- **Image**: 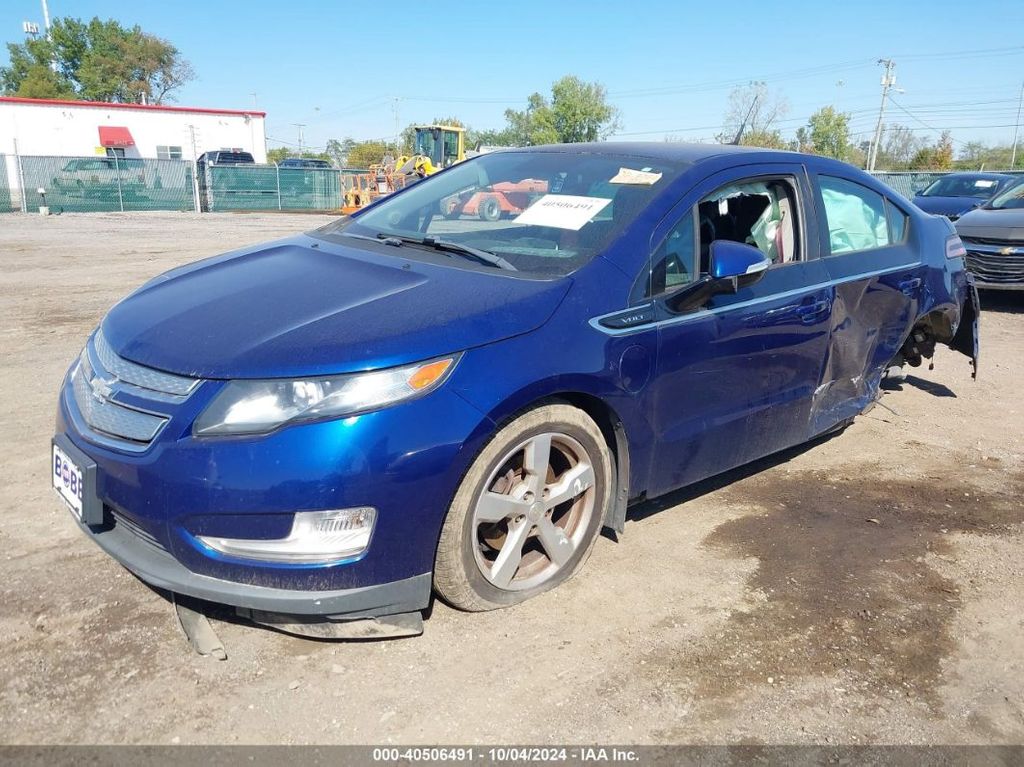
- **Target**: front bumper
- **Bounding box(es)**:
[55,358,492,617]
[71,507,431,616]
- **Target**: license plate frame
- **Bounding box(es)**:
[52,436,102,525]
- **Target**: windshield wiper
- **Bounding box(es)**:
[375,233,518,271]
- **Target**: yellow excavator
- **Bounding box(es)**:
[342,125,465,213]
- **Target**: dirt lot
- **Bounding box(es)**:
[0,211,1022,745]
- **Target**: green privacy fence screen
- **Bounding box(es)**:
[868,172,950,198]
[202,165,343,211]
[0,155,12,213]
[17,155,197,212]
[6,160,1014,215]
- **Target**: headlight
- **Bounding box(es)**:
[193,355,458,436]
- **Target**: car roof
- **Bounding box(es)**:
[503,141,777,164]
[937,171,1014,181]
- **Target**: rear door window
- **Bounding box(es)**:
[818,176,890,255]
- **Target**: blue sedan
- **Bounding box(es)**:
[912,171,1015,220]
[52,144,979,635]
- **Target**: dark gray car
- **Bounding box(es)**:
[955,179,1024,290]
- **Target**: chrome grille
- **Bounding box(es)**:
[92,331,198,396]
[963,241,1024,284]
[67,331,201,452]
[71,367,167,443]
[961,236,1018,248]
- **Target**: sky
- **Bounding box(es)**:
[2,0,1024,154]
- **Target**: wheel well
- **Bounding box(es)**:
[898,308,957,368]
[547,392,630,534]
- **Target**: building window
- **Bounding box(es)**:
[156,145,183,160]
[105,147,126,159]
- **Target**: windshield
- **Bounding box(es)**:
[317,151,685,277]
[985,179,1024,210]
[920,176,1004,198]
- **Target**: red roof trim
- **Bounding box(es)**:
[0,96,266,118]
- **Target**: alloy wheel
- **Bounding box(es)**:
[471,432,596,591]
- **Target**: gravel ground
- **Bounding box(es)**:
[0,211,1022,745]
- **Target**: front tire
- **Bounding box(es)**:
[434,404,612,611]
[478,195,501,222]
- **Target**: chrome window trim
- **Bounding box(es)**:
[590,261,921,337]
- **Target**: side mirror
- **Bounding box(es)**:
[665,240,771,314]
[709,240,772,287]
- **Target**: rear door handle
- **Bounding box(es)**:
[899,277,922,296]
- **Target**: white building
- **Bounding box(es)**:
[0,96,267,163]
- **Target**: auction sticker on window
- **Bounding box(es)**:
[514,194,612,231]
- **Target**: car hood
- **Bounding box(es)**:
[955,207,1024,241]
[101,234,571,379]
[913,195,983,218]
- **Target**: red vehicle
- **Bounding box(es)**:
[442,179,548,221]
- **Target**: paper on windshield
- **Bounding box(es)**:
[610,167,663,185]
[513,194,612,231]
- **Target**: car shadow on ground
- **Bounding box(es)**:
[881,375,957,398]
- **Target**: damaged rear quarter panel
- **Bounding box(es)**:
[808,171,971,434]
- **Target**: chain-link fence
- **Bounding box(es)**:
[870,170,1024,197]
[202,165,343,211]
[869,172,949,198]
[0,155,13,213]
[2,156,1016,216]
[13,155,197,213]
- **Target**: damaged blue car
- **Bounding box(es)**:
[52,144,979,636]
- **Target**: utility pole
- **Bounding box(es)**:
[393,98,400,152]
[1011,81,1024,169]
[188,124,202,213]
[867,58,896,172]
[293,123,306,155]
[40,0,58,72]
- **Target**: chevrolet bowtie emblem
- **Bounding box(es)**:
[91,375,116,401]
[1000,246,1018,255]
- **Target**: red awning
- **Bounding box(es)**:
[98,126,135,147]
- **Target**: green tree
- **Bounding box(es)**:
[738,128,787,150]
[909,131,955,170]
[267,147,333,165]
[877,124,925,170]
[346,140,390,168]
[954,140,1017,170]
[266,147,291,165]
[326,138,357,167]
[1,16,195,103]
[467,126,517,148]
[803,106,852,160]
[502,76,620,145]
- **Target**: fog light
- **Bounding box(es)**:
[197,507,376,564]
